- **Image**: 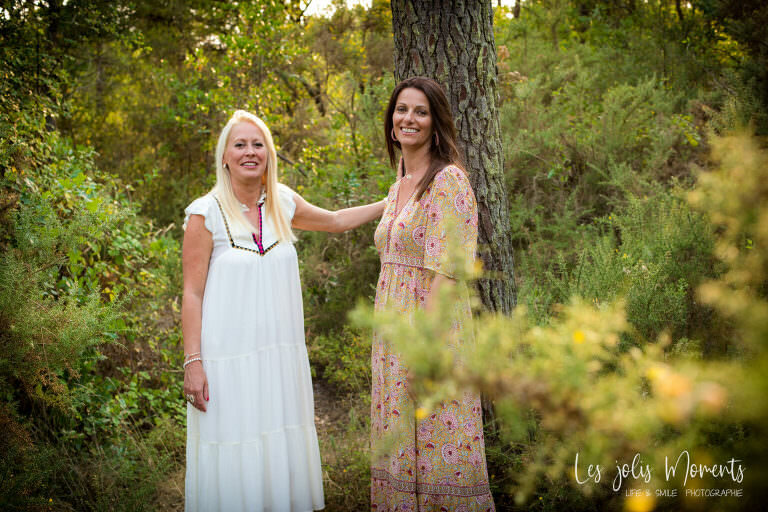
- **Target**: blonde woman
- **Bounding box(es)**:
[182,110,384,511]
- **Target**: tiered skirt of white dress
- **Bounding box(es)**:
[184,187,324,512]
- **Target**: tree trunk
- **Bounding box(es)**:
[390,0,517,314]
[675,0,685,23]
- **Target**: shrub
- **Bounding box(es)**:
[1,113,184,509]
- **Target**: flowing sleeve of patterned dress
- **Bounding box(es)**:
[371,166,495,512]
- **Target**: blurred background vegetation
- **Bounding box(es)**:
[1,0,766,510]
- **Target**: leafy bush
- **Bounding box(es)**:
[533,191,722,348]
[0,111,184,509]
[309,328,372,395]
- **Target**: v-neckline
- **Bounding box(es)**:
[393,177,418,221]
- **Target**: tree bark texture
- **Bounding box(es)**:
[391,0,517,313]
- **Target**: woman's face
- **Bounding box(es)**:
[223,122,268,185]
[392,87,434,150]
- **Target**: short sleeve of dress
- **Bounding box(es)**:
[277,183,297,221]
[423,167,478,278]
[184,195,216,233]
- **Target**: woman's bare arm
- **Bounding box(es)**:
[182,214,213,412]
[291,192,385,233]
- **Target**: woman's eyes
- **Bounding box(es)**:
[395,106,428,116]
[234,142,263,148]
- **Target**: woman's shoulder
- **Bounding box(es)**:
[187,193,216,209]
[275,182,297,217]
[185,193,223,217]
[275,182,295,205]
[183,194,218,232]
[432,164,471,191]
[276,182,294,200]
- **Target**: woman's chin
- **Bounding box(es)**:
[234,173,266,185]
[399,138,429,150]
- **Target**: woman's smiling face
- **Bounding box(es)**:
[392,87,433,150]
[223,122,268,184]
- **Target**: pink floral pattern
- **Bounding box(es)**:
[454,190,470,213]
[412,225,427,246]
[371,166,495,511]
[441,443,460,465]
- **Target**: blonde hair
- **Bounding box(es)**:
[212,110,295,243]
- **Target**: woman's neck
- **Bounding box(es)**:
[401,144,432,180]
[231,180,263,208]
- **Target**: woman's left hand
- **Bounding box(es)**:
[184,360,209,412]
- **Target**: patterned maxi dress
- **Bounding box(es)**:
[371,166,495,511]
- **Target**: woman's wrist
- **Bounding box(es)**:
[183,357,202,369]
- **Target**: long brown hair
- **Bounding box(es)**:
[384,76,465,200]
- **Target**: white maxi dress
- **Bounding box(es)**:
[183,185,324,512]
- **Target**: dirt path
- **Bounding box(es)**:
[313,377,351,435]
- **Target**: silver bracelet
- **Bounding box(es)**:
[184,351,201,359]
[183,357,202,369]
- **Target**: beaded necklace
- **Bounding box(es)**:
[213,196,279,256]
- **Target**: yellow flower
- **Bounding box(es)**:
[415,407,428,420]
[572,330,585,344]
[645,364,668,381]
[625,494,656,512]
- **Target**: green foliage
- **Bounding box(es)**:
[485,5,764,507]
[1,107,183,508]
[65,0,395,226]
[1,129,119,414]
[697,0,768,132]
[494,2,729,353]
[316,396,372,511]
[532,191,722,349]
[687,129,768,509]
[309,327,372,394]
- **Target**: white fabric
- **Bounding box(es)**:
[184,185,324,512]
